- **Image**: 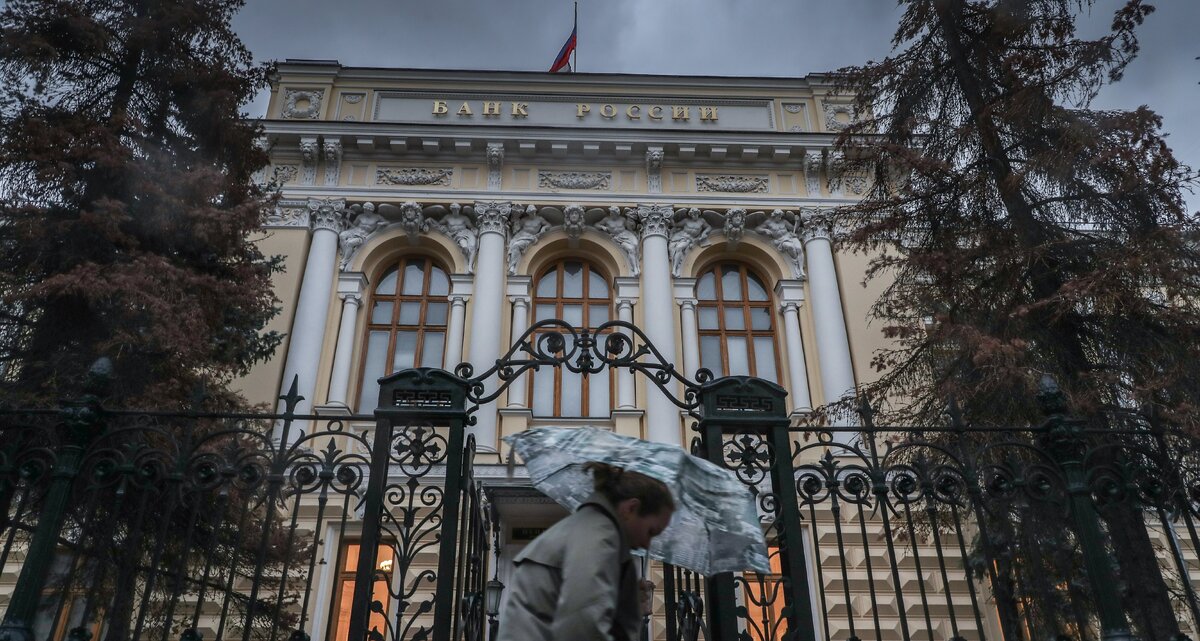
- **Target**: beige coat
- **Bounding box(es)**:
[496,493,642,641]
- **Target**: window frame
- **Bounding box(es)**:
[355,255,450,412]
[695,262,783,382]
[528,258,615,417]
[326,540,395,641]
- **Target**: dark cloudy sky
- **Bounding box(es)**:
[234,0,1199,208]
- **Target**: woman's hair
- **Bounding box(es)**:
[583,462,674,516]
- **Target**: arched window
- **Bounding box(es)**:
[529,259,613,417]
[357,256,450,413]
[695,262,781,383]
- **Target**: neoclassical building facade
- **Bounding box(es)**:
[248,61,878,450]
[242,61,968,641]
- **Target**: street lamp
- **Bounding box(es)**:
[485,576,505,617]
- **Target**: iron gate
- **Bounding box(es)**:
[2,321,1200,641]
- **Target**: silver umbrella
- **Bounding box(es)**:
[504,426,769,575]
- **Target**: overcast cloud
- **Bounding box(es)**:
[233,0,1199,208]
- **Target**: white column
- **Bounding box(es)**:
[506,276,533,408]
[614,277,641,410]
[638,204,681,446]
[801,209,857,423]
[775,280,813,415]
[673,278,701,380]
[326,273,368,408]
[278,198,348,425]
[443,274,474,369]
[466,201,512,453]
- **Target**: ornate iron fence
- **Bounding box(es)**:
[2,321,1199,641]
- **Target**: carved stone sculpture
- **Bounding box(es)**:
[696,175,769,193]
[487,143,504,190]
[723,208,747,247]
[338,202,387,270]
[432,203,479,271]
[398,201,429,243]
[668,208,713,277]
[753,209,805,278]
[562,204,586,242]
[323,139,342,186]
[646,147,664,193]
[309,198,349,233]
[804,151,823,196]
[507,205,551,274]
[594,206,641,276]
[299,137,319,186]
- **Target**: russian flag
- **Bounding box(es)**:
[549,27,576,73]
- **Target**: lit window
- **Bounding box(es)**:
[696,263,781,382]
[329,542,394,641]
[529,259,613,417]
[357,257,450,412]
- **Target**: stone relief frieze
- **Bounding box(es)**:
[376,168,453,186]
[538,171,612,191]
[264,199,310,228]
[282,89,324,119]
[696,174,769,193]
[270,165,298,185]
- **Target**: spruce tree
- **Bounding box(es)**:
[0,0,280,408]
[834,1,1199,638]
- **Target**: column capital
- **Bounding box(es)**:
[774,278,806,304]
[615,298,635,313]
[678,298,698,312]
[799,207,834,243]
[472,201,512,235]
[614,276,641,302]
[780,300,802,314]
[672,277,697,302]
[339,292,363,306]
[636,204,674,239]
[450,273,475,298]
[308,197,349,232]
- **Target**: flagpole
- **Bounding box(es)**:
[573,1,578,73]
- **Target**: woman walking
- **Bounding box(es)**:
[497,462,675,641]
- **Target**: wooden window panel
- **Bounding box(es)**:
[528,259,615,417]
[696,262,783,383]
[356,256,451,412]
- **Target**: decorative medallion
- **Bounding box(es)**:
[282,89,324,119]
[343,93,364,104]
[822,102,857,132]
[696,175,769,193]
[376,168,453,186]
[538,171,611,191]
[783,103,804,114]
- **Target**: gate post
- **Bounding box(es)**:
[0,359,110,641]
[696,376,816,641]
[1035,377,1133,641]
[346,368,470,641]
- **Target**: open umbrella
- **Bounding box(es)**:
[504,426,769,575]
